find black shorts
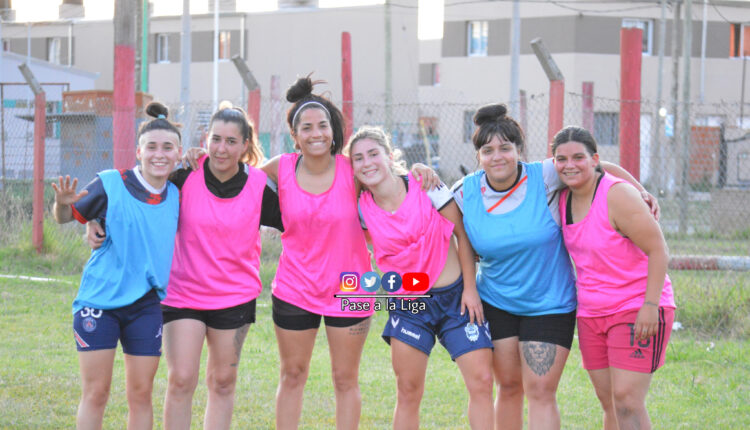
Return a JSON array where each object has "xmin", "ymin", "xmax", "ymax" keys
[
  {"xmin": 161, "ymin": 299, "xmax": 256, "ymax": 330},
  {"xmin": 482, "ymin": 301, "xmax": 576, "ymax": 350},
  {"xmin": 272, "ymin": 295, "xmax": 369, "ymax": 331}
]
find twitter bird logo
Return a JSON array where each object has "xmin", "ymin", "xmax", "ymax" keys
[{"xmin": 360, "ymin": 271, "xmax": 381, "ymax": 292}]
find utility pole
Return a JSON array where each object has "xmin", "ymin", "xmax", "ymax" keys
[
  {"xmin": 509, "ymin": 0, "xmax": 520, "ymax": 116},
  {"xmin": 181, "ymin": 0, "xmax": 191, "ymax": 146},
  {"xmin": 212, "ymin": 0, "xmax": 219, "ymax": 113},
  {"xmin": 140, "ymin": 0, "xmax": 149, "ymax": 93},
  {"xmin": 113, "ymin": 0, "xmax": 136, "ymax": 169},
  {"xmin": 650, "ymin": 0, "xmax": 667, "ymax": 191},
  {"xmin": 678, "ymin": 0, "xmax": 693, "ymax": 234},
  {"xmin": 384, "ymin": 0, "xmax": 393, "ymax": 134},
  {"xmin": 669, "ymin": 0, "xmax": 681, "ymax": 196}
]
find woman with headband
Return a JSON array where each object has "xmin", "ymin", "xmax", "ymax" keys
[{"xmin": 259, "ymin": 76, "xmax": 437, "ymax": 429}]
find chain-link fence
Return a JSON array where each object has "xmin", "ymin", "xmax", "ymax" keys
[{"xmin": 1, "ymin": 91, "xmax": 748, "ymax": 338}]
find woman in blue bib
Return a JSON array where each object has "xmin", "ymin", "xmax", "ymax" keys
[
  {"xmin": 52, "ymin": 103, "xmax": 182, "ymax": 430},
  {"xmin": 454, "ymin": 104, "xmax": 656, "ymax": 430}
]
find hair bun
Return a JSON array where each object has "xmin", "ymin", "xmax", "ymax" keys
[
  {"xmin": 218, "ymin": 100, "xmax": 234, "ymax": 110},
  {"xmin": 145, "ymin": 102, "xmax": 169, "ymax": 119},
  {"xmin": 473, "ymin": 104, "xmax": 508, "ymax": 126},
  {"xmin": 286, "ymin": 76, "xmax": 315, "ymax": 103}
]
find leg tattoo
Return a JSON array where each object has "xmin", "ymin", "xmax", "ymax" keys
[
  {"xmin": 231, "ymin": 324, "xmax": 250, "ymax": 367},
  {"xmin": 521, "ymin": 341, "xmax": 557, "ymax": 376}
]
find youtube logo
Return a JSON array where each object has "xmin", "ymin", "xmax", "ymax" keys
[{"xmin": 402, "ymin": 272, "xmax": 429, "ymax": 292}]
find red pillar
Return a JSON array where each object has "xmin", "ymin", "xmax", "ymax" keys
[
  {"xmin": 341, "ymin": 31, "xmax": 353, "ymax": 144},
  {"xmin": 619, "ymin": 27, "xmax": 642, "ymax": 180},
  {"xmin": 32, "ymin": 92, "xmax": 46, "ymax": 253},
  {"xmin": 548, "ymin": 80, "xmax": 564, "ymax": 157},
  {"xmin": 113, "ymin": 0, "xmax": 136, "ymax": 169},
  {"xmin": 582, "ymin": 81, "xmax": 594, "ymax": 133},
  {"xmin": 248, "ymin": 88, "xmax": 261, "ymax": 145}
]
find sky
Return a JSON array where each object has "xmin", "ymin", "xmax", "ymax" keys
[{"xmin": 12, "ymin": 0, "xmax": 443, "ymax": 39}]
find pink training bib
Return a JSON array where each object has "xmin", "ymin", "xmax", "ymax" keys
[
  {"xmin": 560, "ymin": 173, "xmax": 675, "ymax": 317},
  {"xmin": 163, "ymin": 155, "xmax": 267, "ymax": 310},
  {"xmin": 272, "ymin": 153, "xmax": 373, "ymax": 317},
  {"xmin": 358, "ymin": 173, "xmax": 454, "ymax": 294}
]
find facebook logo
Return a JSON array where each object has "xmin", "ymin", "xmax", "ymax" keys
[{"xmin": 381, "ymin": 271, "xmax": 402, "ymax": 293}]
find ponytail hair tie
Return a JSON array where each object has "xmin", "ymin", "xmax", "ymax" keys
[{"xmin": 158, "ymin": 114, "xmax": 166, "ymax": 119}]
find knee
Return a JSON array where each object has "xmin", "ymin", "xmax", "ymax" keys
[
  {"xmin": 168, "ymin": 369, "xmax": 199, "ymax": 396},
  {"xmin": 279, "ymin": 363, "xmax": 309, "ymax": 390},
  {"xmin": 613, "ymin": 387, "xmax": 643, "ymax": 416},
  {"xmin": 594, "ymin": 388, "xmax": 614, "ymax": 410},
  {"xmin": 82, "ymin": 384, "xmax": 111, "ymax": 409},
  {"xmin": 331, "ymin": 368, "xmax": 358, "ymax": 393},
  {"xmin": 523, "ymin": 380, "xmax": 557, "ymax": 403},
  {"xmin": 497, "ymin": 378, "xmax": 523, "ymax": 399},
  {"xmin": 465, "ymin": 370, "xmax": 494, "ymax": 398},
  {"xmin": 396, "ymin": 377, "xmax": 424, "ymax": 404},
  {"xmin": 206, "ymin": 370, "xmax": 238, "ymax": 397}
]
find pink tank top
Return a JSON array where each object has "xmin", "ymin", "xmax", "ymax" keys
[
  {"xmin": 359, "ymin": 173, "xmax": 454, "ymax": 294},
  {"xmin": 560, "ymin": 173, "xmax": 675, "ymax": 317},
  {"xmin": 163, "ymin": 155, "xmax": 267, "ymax": 310},
  {"xmin": 273, "ymin": 153, "xmax": 373, "ymax": 316}
]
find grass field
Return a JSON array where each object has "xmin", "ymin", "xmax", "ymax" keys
[
  {"xmin": 1, "ymin": 216, "xmax": 749, "ymax": 428},
  {"xmin": 1, "ymin": 275, "xmax": 749, "ymax": 429}
]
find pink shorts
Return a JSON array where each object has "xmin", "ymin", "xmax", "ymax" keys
[{"xmin": 577, "ymin": 307, "xmax": 675, "ymax": 373}]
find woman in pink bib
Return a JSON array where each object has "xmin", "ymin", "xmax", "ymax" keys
[
  {"xmin": 89, "ymin": 103, "xmax": 282, "ymax": 430},
  {"xmin": 552, "ymin": 126, "xmax": 676, "ymax": 430},
  {"xmin": 346, "ymin": 126, "xmax": 494, "ymax": 430},
  {"xmin": 260, "ymin": 76, "xmax": 437, "ymax": 429}
]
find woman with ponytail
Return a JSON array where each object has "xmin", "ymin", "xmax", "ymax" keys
[
  {"xmin": 553, "ymin": 126, "xmax": 675, "ymax": 430},
  {"xmin": 253, "ymin": 76, "xmax": 437, "ymax": 429},
  {"xmin": 454, "ymin": 104, "xmax": 658, "ymax": 430},
  {"xmin": 157, "ymin": 102, "xmax": 283, "ymax": 430},
  {"xmin": 53, "ymin": 102, "xmax": 182, "ymax": 429},
  {"xmin": 87, "ymin": 102, "xmax": 283, "ymax": 429}
]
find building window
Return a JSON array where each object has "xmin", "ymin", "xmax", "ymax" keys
[
  {"xmin": 419, "ymin": 63, "xmax": 440, "ymax": 86},
  {"xmin": 467, "ymin": 21, "xmax": 488, "ymax": 57},
  {"xmin": 622, "ymin": 19, "xmax": 653, "ymax": 56},
  {"xmin": 730, "ymin": 23, "xmax": 750, "ymax": 58},
  {"xmin": 156, "ymin": 34, "xmax": 169, "ymax": 63},
  {"xmin": 47, "ymin": 37, "xmax": 61, "ymax": 64},
  {"xmin": 593, "ymin": 112, "xmax": 619, "ymax": 146},
  {"xmin": 219, "ymin": 31, "xmax": 231, "ymax": 60}
]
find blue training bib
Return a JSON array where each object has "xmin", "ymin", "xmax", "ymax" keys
[
  {"xmin": 461, "ymin": 162, "xmax": 576, "ymax": 316},
  {"xmin": 73, "ymin": 169, "xmax": 179, "ymax": 314}
]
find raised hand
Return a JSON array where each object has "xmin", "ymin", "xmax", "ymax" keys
[{"xmin": 51, "ymin": 175, "xmax": 88, "ymax": 206}]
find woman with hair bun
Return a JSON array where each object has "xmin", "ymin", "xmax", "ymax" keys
[
  {"xmin": 52, "ymin": 102, "xmax": 182, "ymax": 429},
  {"xmin": 552, "ymin": 126, "xmax": 675, "ymax": 430},
  {"xmin": 88, "ymin": 102, "xmax": 283, "ymax": 429},
  {"xmin": 256, "ymin": 75, "xmax": 437, "ymax": 429},
  {"xmin": 454, "ymin": 104, "xmax": 658, "ymax": 430}
]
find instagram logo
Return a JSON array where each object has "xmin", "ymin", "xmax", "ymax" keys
[{"xmin": 340, "ymin": 272, "xmax": 359, "ymax": 292}]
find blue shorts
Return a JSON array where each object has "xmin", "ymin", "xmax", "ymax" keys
[
  {"xmin": 382, "ymin": 275, "xmax": 493, "ymax": 360},
  {"xmin": 73, "ymin": 289, "xmax": 163, "ymax": 356}
]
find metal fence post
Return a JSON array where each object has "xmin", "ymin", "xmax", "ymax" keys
[
  {"xmin": 342, "ymin": 31, "xmax": 354, "ymax": 144},
  {"xmin": 18, "ymin": 63, "xmax": 45, "ymax": 253},
  {"xmin": 620, "ymin": 27, "xmax": 643, "ymax": 180}
]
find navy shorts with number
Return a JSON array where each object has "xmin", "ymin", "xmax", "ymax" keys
[
  {"xmin": 73, "ymin": 289, "xmax": 163, "ymax": 356},
  {"xmin": 382, "ymin": 275, "xmax": 493, "ymax": 360}
]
